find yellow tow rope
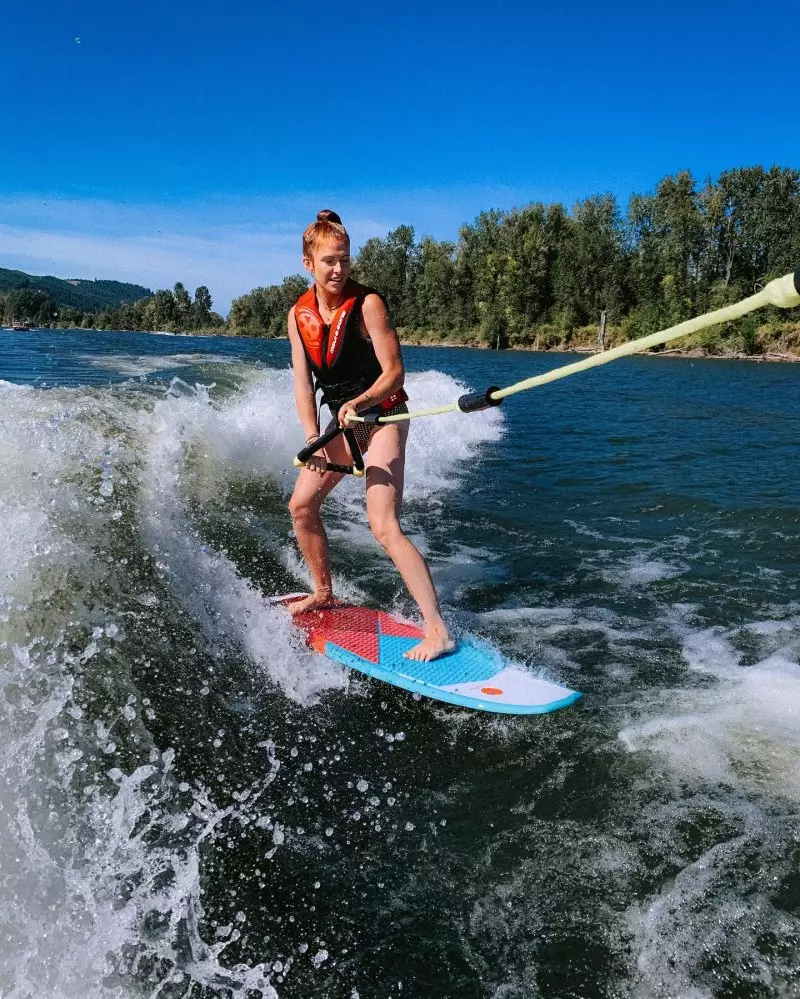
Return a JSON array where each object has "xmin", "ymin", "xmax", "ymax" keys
[{"xmin": 349, "ymin": 270, "xmax": 800, "ymax": 425}]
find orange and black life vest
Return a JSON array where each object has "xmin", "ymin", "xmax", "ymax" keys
[{"xmin": 294, "ymin": 280, "xmax": 406, "ymax": 412}]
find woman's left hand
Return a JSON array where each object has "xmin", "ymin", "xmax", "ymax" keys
[{"xmin": 337, "ymin": 400, "xmax": 360, "ymax": 428}]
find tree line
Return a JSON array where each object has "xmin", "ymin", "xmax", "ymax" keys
[
  {"xmin": 0, "ymin": 268, "xmax": 152, "ymax": 312},
  {"xmin": 1, "ymin": 282, "xmax": 224, "ymax": 333},
  {"xmin": 229, "ymin": 165, "xmax": 800, "ymax": 354},
  {"xmin": 7, "ymin": 166, "xmax": 798, "ymax": 354}
]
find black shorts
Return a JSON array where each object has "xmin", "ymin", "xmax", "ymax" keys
[{"xmin": 324, "ymin": 401, "xmax": 409, "ymax": 455}]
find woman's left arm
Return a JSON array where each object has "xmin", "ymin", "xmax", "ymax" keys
[{"xmin": 337, "ymin": 294, "xmax": 405, "ymax": 427}]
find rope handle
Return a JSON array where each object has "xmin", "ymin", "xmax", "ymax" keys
[{"xmin": 293, "ymin": 423, "xmax": 365, "ymax": 477}]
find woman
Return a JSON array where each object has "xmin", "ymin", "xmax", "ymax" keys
[{"xmin": 287, "ymin": 210, "xmax": 453, "ymax": 662}]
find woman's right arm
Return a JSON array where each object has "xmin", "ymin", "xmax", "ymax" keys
[{"xmin": 288, "ymin": 307, "xmax": 320, "ymax": 443}]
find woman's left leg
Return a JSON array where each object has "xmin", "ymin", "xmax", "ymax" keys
[{"xmin": 365, "ymin": 421, "xmax": 453, "ymax": 662}]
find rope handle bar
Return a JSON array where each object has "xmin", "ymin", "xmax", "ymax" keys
[{"xmin": 293, "ymin": 423, "xmax": 365, "ymax": 477}]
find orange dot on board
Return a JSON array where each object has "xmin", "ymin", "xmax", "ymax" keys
[{"xmin": 480, "ymin": 687, "xmax": 504, "ymax": 696}]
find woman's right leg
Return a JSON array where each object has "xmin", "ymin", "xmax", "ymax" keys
[
  {"xmin": 287, "ymin": 433, "xmax": 349, "ymax": 613},
  {"xmin": 364, "ymin": 421, "xmax": 453, "ymax": 661}
]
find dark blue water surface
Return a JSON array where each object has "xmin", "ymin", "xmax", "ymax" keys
[
  {"xmin": 1, "ymin": 328, "xmax": 798, "ymax": 999},
  {"xmin": 0, "ymin": 327, "xmax": 288, "ymax": 386}
]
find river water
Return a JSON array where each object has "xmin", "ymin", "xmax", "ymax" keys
[{"xmin": 1, "ymin": 328, "xmax": 798, "ymax": 998}]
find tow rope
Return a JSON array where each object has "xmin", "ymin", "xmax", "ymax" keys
[{"xmin": 295, "ymin": 270, "xmax": 800, "ymax": 474}]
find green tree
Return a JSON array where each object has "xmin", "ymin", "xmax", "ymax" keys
[
  {"xmin": 653, "ymin": 171, "xmax": 705, "ymax": 318},
  {"xmin": 414, "ymin": 237, "xmax": 457, "ymax": 336},
  {"xmin": 552, "ymin": 195, "xmax": 627, "ymax": 330},
  {"xmin": 193, "ymin": 285, "xmax": 214, "ymax": 326},
  {"xmin": 229, "ymin": 275, "xmax": 309, "ymax": 337},
  {"xmin": 3, "ymin": 287, "xmax": 55, "ymax": 324},
  {"xmin": 626, "ymin": 172, "xmax": 705, "ymax": 329},
  {"xmin": 152, "ymin": 289, "xmax": 177, "ymax": 330},
  {"xmin": 713, "ymin": 166, "xmax": 800, "ymax": 291},
  {"xmin": 352, "ymin": 225, "xmax": 420, "ymax": 328},
  {"xmin": 504, "ymin": 202, "xmax": 563, "ymax": 335},
  {"xmin": 173, "ymin": 282, "xmax": 192, "ymax": 328},
  {"xmin": 455, "ymin": 211, "xmax": 510, "ymax": 346}
]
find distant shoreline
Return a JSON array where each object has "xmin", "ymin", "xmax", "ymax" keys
[
  {"xmin": 398, "ymin": 340, "xmax": 800, "ymax": 363},
  {"xmin": 258, "ymin": 332, "xmax": 800, "ymax": 364},
  {"xmin": 6, "ymin": 325, "xmax": 799, "ymax": 363}
]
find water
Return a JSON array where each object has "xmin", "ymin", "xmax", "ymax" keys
[{"xmin": 1, "ymin": 328, "xmax": 799, "ymax": 998}]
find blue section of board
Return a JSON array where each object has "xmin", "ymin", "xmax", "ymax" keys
[
  {"xmin": 322, "ymin": 639, "xmax": 581, "ymax": 715},
  {"xmin": 377, "ymin": 633, "xmax": 499, "ymax": 685}
]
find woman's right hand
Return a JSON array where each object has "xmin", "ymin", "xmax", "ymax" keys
[{"xmin": 304, "ymin": 449, "xmax": 328, "ymax": 475}]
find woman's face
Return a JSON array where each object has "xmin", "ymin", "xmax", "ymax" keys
[{"xmin": 304, "ymin": 237, "xmax": 351, "ymax": 298}]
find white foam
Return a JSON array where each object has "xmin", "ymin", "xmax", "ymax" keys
[
  {"xmin": 479, "ymin": 606, "xmax": 574, "ymax": 623},
  {"xmin": 79, "ymin": 353, "xmax": 192, "ymax": 376},
  {"xmin": 156, "ymin": 366, "xmax": 504, "ymax": 508},
  {"xmin": 477, "ymin": 603, "xmax": 647, "ymax": 646},
  {"xmin": 0, "ymin": 373, "xmax": 295, "ymax": 994},
  {"xmin": 611, "ymin": 555, "xmax": 686, "ymax": 587},
  {"xmin": 400, "ymin": 370, "xmax": 505, "ymax": 501},
  {"xmin": 565, "ymin": 517, "xmax": 647, "ymax": 545},
  {"xmin": 620, "ymin": 796, "xmax": 797, "ymax": 998},
  {"xmin": 136, "ymin": 375, "xmax": 347, "ymax": 704},
  {"xmin": 619, "ymin": 611, "xmax": 800, "ymax": 801},
  {"xmin": 0, "ymin": 383, "xmax": 124, "ymax": 636},
  {"xmin": 0, "ymin": 642, "xmax": 281, "ymax": 997},
  {"xmin": 744, "ymin": 618, "xmax": 795, "ymax": 636}
]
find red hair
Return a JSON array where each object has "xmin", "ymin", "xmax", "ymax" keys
[{"xmin": 302, "ymin": 209, "xmax": 349, "ymax": 258}]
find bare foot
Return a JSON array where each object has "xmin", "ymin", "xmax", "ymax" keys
[
  {"xmin": 403, "ymin": 627, "xmax": 456, "ymax": 662},
  {"xmin": 288, "ymin": 591, "xmax": 337, "ymax": 616}
]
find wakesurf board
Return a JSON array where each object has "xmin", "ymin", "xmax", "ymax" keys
[{"xmin": 275, "ymin": 595, "xmax": 581, "ymax": 715}]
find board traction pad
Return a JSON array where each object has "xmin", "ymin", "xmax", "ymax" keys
[{"xmin": 285, "ymin": 600, "xmax": 581, "ymax": 715}]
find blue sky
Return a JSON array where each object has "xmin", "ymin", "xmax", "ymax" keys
[{"xmin": 3, "ymin": 0, "xmax": 798, "ymax": 313}]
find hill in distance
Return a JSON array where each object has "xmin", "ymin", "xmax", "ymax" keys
[{"xmin": 0, "ymin": 267, "xmax": 152, "ymax": 312}]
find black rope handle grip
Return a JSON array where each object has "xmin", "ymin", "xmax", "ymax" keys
[
  {"xmin": 457, "ymin": 385, "xmax": 503, "ymax": 412},
  {"xmin": 293, "ymin": 423, "xmax": 365, "ymax": 477}
]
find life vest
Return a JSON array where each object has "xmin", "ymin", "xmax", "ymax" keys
[{"xmin": 294, "ymin": 280, "xmax": 407, "ymax": 412}]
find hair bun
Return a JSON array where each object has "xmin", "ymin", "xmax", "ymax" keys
[{"xmin": 317, "ymin": 209, "xmax": 342, "ymax": 225}]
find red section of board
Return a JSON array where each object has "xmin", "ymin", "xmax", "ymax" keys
[
  {"xmin": 378, "ymin": 611, "xmax": 424, "ymax": 639},
  {"xmin": 280, "ymin": 596, "xmax": 425, "ymax": 663},
  {"xmin": 278, "ymin": 598, "xmax": 423, "ymax": 665},
  {"xmin": 290, "ymin": 605, "xmax": 382, "ymax": 663}
]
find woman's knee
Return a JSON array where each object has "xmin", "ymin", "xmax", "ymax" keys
[
  {"xmin": 369, "ymin": 516, "xmax": 404, "ymax": 552},
  {"xmin": 289, "ymin": 492, "xmax": 318, "ymax": 524}
]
